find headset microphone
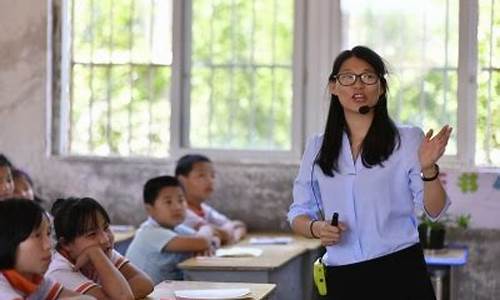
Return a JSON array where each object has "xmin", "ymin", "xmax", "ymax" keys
[
  {"xmin": 358, "ymin": 105, "xmax": 372, "ymax": 114},
  {"xmin": 358, "ymin": 101, "xmax": 382, "ymax": 114}
]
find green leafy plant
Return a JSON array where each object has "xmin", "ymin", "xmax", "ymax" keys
[
  {"xmin": 454, "ymin": 213, "xmax": 472, "ymax": 230},
  {"xmin": 418, "ymin": 213, "xmax": 452, "ymax": 249},
  {"xmin": 419, "ymin": 213, "xmax": 451, "ymax": 229}
]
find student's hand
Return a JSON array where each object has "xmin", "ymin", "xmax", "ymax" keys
[
  {"xmin": 213, "ymin": 226, "xmax": 233, "ymax": 244},
  {"xmin": 229, "ymin": 221, "xmax": 247, "ymax": 243},
  {"xmin": 194, "ymin": 248, "xmax": 214, "ymax": 257},
  {"xmin": 73, "ymin": 245, "xmax": 106, "ymax": 271},
  {"xmin": 419, "ymin": 125, "xmax": 453, "ymax": 171},
  {"xmin": 194, "ymin": 221, "xmax": 209, "ymax": 230},
  {"xmin": 314, "ymin": 221, "xmax": 348, "ymax": 247},
  {"xmin": 211, "ymin": 236, "xmax": 221, "ymax": 249}
]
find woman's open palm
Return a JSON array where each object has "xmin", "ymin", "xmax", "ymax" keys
[{"xmin": 418, "ymin": 125, "xmax": 452, "ymax": 169}]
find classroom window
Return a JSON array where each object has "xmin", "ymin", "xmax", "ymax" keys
[
  {"xmin": 61, "ymin": 0, "xmax": 296, "ymax": 158},
  {"xmin": 340, "ymin": 0, "xmax": 498, "ymax": 167},
  {"xmin": 341, "ymin": 0, "xmax": 460, "ymax": 155},
  {"xmin": 57, "ymin": 1, "xmax": 497, "ymax": 167},
  {"xmin": 64, "ymin": 0, "xmax": 172, "ymax": 157},
  {"xmin": 477, "ymin": 0, "xmax": 500, "ymax": 166},
  {"xmin": 188, "ymin": 0, "xmax": 294, "ymax": 150}
]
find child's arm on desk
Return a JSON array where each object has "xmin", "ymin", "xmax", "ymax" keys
[
  {"xmin": 205, "ymin": 221, "xmax": 247, "ymax": 245},
  {"xmin": 118, "ymin": 262, "xmax": 154, "ymax": 299},
  {"xmin": 164, "ymin": 225, "xmax": 215, "ymax": 253},
  {"xmin": 219, "ymin": 220, "xmax": 247, "ymax": 244},
  {"xmin": 75, "ymin": 246, "xmax": 134, "ymax": 300}
]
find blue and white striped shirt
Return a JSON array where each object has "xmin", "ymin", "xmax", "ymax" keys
[{"xmin": 288, "ymin": 125, "xmax": 450, "ymax": 266}]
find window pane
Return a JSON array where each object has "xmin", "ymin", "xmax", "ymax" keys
[
  {"xmin": 190, "ymin": 0, "xmax": 294, "ymax": 150},
  {"xmin": 477, "ymin": 0, "xmax": 500, "ymax": 167},
  {"xmin": 69, "ymin": 0, "xmax": 172, "ymax": 157},
  {"xmin": 341, "ymin": 0, "xmax": 459, "ymax": 155}
]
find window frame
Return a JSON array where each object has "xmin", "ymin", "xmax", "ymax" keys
[
  {"xmin": 52, "ymin": 0, "xmax": 497, "ymax": 169},
  {"xmin": 54, "ymin": 0, "xmax": 306, "ymax": 162},
  {"xmin": 171, "ymin": 0, "xmax": 306, "ymax": 162},
  {"xmin": 325, "ymin": 0, "xmax": 486, "ymax": 170}
]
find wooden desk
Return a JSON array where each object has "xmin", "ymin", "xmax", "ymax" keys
[
  {"xmin": 178, "ymin": 232, "xmax": 322, "ymax": 300},
  {"xmin": 111, "ymin": 225, "xmax": 136, "ymax": 255},
  {"xmin": 242, "ymin": 233, "xmax": 322, "ymax": 300},
  {"xmin": 425, "ymin": 247, "xmax": 468, "ymax": 300},
  {"xmin": 144, "ymin": 280, "xmax": 276, "ymax": 300},
  {"xmin": 111, "ymin": 225, "xmax": 136, "ymax": 242}
]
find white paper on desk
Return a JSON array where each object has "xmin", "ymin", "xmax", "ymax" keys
[
  {"xmin": 174, "ymin": 288, "xmax": 250, "ymax": 299},
  {"xmin": 215, "ymin": 247, "xmax": 263, "ymax": 257},
  {"xmin": 249, "ymin": 236, "xmax": 293, "ymax": 245}
]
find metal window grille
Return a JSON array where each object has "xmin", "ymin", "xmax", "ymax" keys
[
  {"xmin": 341, "ymin": 0, "xmax": 459, "ymax": 154},
  {"xmin": 188, "ymin": 0, "xmax": 294, "ymax": 150},
  {"xmin": 67, "ymin": 0, "xmax": 173, "ymax": 157},
  {"xmin": 477, "ymin": 0, "xmax": 500, "ymax": 166}
]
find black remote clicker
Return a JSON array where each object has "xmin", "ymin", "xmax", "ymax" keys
[{"xmin": 331, "ymin": 212, "xmax": 339, "ymax": 226}]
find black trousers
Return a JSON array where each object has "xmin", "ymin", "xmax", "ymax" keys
[{"xmin": 321, "ymin": 243, "xmax": 436, "ymax": 300}]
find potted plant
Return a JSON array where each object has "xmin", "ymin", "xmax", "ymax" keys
[
  {"xmin": 418, "ymin": 213, "xmax": 472, "ymax": 249},
  {"xmin": 454, "ymin": 213, "xmax": 471, "ymax": 230},
  {"xmin": 418, "ymin": 214, "xmax": 450, "ymax": 250}
]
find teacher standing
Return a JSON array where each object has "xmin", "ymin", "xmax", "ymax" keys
[{"xmin": 288, "ymin": 46, "xmax": 452, "ymax": 299}]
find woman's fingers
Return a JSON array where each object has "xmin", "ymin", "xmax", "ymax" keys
[
  {"xmin": 319, "ymin": 222, "xmax": 347, "ymax": 246},
  {"xmin": 425, "ymin": 129, "xmax": 433, "ymax": 140}
]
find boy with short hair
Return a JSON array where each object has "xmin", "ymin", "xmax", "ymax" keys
[
  {"xmin": 126, "ymin": 176, "xmax": 217, "ymax": 284},
  {"xmin": 175, "ymin": 154, "xmax": 247, "ymax": 245}
]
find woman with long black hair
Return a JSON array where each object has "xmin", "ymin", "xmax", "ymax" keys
[{"xmin": 288, "ymin": 46, "xmax": 451, "ymax": 299}]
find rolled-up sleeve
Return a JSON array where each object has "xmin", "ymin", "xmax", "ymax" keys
[
  {"xmin": 288, "ymin": 136, "xmax": 323, "ymax": 224},
  {"xmin": 407, "ymin": 127, "xmax": 451, "ymax": 222}
]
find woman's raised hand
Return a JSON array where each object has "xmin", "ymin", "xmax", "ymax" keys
[{"xmin": 418, "ymin": 125, "xmax": 453, "ymax": 171}]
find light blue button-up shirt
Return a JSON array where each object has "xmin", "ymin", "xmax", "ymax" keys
[{"xmin": 288, "ymin": 125, "xmax": 450, "ymax": 266}]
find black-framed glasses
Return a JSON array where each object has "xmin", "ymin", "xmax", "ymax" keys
[{"xmin": 334, "ymin": 72, "xmax": 379, "ymax": 86}]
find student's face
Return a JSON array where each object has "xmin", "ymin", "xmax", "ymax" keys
[
  {"xmin": 179, "ymin": 162, "xmax": 215, "ymax": 203},
  {"xmin": 13, "ymin": 176, "xmax": 35, "ymax": 201},
  {"xmin": 0, "ymin": 166, "xmax": 14, "ymax": 201},
  {"xmin": 146, "ymin": 186, "xmax": 187, "ymax": 228},
  {"xmin": 330, "ymin": 56, "xmax": 384, "ymax": 115},
  {"xmin": 15, "ymin": 216, "xmax": 53, "ymax": 277},
  {"xmin": 62, "ymin": 212, "xmax": 114, "ymax": 259}
]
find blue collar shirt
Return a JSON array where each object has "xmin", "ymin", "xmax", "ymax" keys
[{"xmin": 288, "ymin": 125, "xmax": 450, "ymax": 266}]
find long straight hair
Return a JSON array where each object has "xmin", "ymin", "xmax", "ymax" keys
[{"xmin": 317, "ymin": 46, "xmax": 400, "ymax": 176}]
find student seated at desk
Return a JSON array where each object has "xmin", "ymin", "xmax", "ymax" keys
[
  {"xmin": 0, "ymin": 153, "xmax": 45, "ymax": 204},
  {"xmin": 46, "ymin": 197, "xmax": 154, "ymax": 300},
  {"xmin": 0, "ymin": 199, "xmax": 94, "ymax": 300},
  {"xmin": 11, "ymin": 169, "xmax": 36, "ymax": 201},
  {"xmin": 126, "ymin": 176, "xmax": 218, "ymax": 284},
  {"xmin": 175, "ymin": 154, "xmax": 247, "ymax": 244},
  {"xmin": 0, "ymin": 154, "xmax": 14, "ymax": 201}
]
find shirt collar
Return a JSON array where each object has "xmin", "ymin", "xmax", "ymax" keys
[{"xmin": 1, "ymin": 269, "xmax": 43, "ymax": 295}]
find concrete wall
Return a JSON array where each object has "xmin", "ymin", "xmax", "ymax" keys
[{"xmin": 0, "ymin": 1, "xmax": 498, "ymax": 299}]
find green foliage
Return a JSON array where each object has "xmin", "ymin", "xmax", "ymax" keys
[
  {"xmin": 458, "ymin": 173, "xmax": 479, "ymax": 193},
  {"xmin": 419, "ymin": 213, "xmax": 450, "ymax": 230},
  {"xmin": 455, "ymin": 214, "xmax": 471, "ymax": 230},
  {"xmin": 190, "ymin": 0, "xmax": 294, "ymax": 150},
  {"xmin": 70, "ymin": 0, "xmax": 172, "ymax": 157},
  {"xmin": 420, "ymin": 212, "xmax": 472, "ymax": 231}
]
